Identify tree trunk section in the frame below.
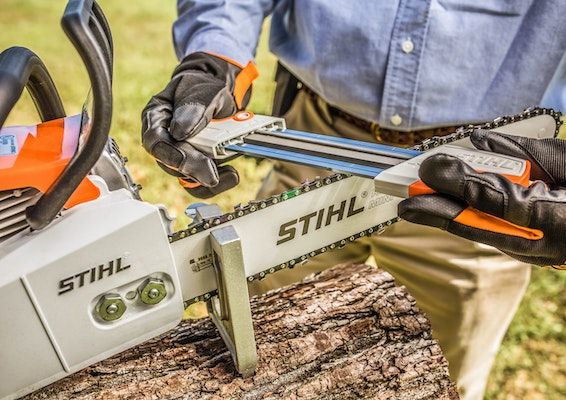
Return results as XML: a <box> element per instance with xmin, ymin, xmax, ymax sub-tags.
<box><xmin>26</xmin><ymin>264</ymin><xmax>459</xmax><ymax>400</ymax></box>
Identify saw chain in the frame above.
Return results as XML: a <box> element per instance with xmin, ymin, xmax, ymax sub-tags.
<box><xmin>172</xmin><ymin>107</ymin><xmax>562</xmax><ymax>305</ymax></box>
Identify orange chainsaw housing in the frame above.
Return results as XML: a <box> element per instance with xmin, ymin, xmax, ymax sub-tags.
<box><xmin>0</xmin><ymin>115</ymin><xmax>99</xmax><ymax>209</ymax></box>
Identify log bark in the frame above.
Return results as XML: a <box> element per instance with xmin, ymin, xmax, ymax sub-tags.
<box><xmin>27</xmin><ymin>264</ymin><xmax>459</xmax><ymax>400</ymax></box>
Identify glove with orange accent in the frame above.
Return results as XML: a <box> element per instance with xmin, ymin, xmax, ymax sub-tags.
<box><xmin>142</xmin><ymin>52</ymin><xmax>257</xmax><ymax>198</ymax></box>
<box><xmin>399</xmin><ymin>130</ymin><xmax>566</xmax><ymax>269</ymax></box>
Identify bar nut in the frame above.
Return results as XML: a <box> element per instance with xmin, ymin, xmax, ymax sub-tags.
<box><xmin>96</xmin><ymin>294</ymin><xmax>126</xmax><ymax>321</ymax></box>
<box><xmin>138</xmin><ymin>278</ymin><xmax>167</xmax><ymax>305</ymax></box>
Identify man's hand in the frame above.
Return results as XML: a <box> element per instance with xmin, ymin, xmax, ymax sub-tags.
<box><xmin>399</xmin><ymin>130</ymin><xmax>566</xmax><ymax>268</ymax></box>
<box><xmin>141</xmin><ymin>52</ymin><xmax>257</xmax><ymax>198</ymax></box>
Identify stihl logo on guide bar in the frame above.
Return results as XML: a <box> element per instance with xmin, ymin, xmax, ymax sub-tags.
<box><xmin>277</xmin><ymin>196</ymin><xmax>364</xmax><ymax>245</ymax></box>
<box><xmin>58</xmin><ymin>257</ymin><xmax>130</xmax><ymax>295</ymax></box>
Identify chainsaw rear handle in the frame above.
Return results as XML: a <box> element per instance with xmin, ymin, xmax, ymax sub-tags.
<box><xmin>0</xmin><ymin>46</ymin><xmax>66</xmax><ymax>128</ymax></box>
<box><xmin>26</xmin><ymin>0</ymin><xmax>113</xmax><ymax>230</ymax></box>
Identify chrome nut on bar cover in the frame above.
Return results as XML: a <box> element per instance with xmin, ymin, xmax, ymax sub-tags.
<box><xmin>373</xmin><ymin>145</ymin><xmax>529</xmax><ymax>199</ymax></box>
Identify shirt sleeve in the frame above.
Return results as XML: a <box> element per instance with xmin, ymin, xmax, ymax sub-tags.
<box><xmin>541</xmin><ymin>51</ymin><xmax>566</xmax><ymax>112</ymax></box>
<box><xmin>173</xmin><ymin>0</ymin><xmax>276</xmax><ymax>65</ymax></box>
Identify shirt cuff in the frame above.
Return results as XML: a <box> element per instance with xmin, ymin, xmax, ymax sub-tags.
<box><xmin>175</xmin><ymin>32</ymin><xmax>255</xmax><ymax>66</ymax></box>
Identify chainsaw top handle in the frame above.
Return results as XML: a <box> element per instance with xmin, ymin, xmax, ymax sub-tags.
<box><xmin>0</xmin><ymin>47</ymin><xmax>66</xmax><ymax>127</ymax></box>
<box><xmin>23</xmin><ymin>0</ymin><xmax>113</xmax><ymax>230</ymax></box>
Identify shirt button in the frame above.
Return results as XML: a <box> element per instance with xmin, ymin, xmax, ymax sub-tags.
<box><xmin>401</xmin><ymin>39</ymin><xmax>414</xmax><ymax>54</ymax></box>
<box><xmin>390</xmin><ymin>114</ymin><xmax>403</xmax><ymax>126</ymax></box>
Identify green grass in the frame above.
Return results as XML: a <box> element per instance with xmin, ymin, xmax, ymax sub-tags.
<box><xmin>1</xmin><ymin>1</ymin><xmax>564</xmax><ymax>399</ymax></box>
<box><xmin>486</xmin><ymin>268</ymin><xmax>565</xmax><ymax>400</ymax></box>
<box><xmin>2</xmin><ymin>0</ymin><xmax>275</xmax><ymax>227</ymax></box>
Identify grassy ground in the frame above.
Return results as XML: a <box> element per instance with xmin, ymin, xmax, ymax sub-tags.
<box><xmin>1</xmin><ymin>1</ymin><xmax>564</xmax><ymax>398</ymax></box>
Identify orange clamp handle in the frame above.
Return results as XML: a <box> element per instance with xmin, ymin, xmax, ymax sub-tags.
<box><xmin>206</xmin><ymin>52</ymin><xmax>259</xmax><ymax>109</ymax></box>
<box><xmin>454</xmin><ymin>208</ymin><xmax>543</xmax><ymax>240</ymax></box>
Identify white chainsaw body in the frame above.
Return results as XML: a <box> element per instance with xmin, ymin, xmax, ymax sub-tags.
<box><xmin>0</xmin><ymin>187</ymin><xmax>183</xmax><ymax>399</ymax></box>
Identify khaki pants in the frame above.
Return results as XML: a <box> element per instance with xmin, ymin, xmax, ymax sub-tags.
<box><xmin>249</xmin><ymin>91</ymin><xmax>530</xmax><ymax>400</ymax></box>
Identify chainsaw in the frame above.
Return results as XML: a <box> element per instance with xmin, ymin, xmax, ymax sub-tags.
<box><xmin>0</xmin><ymin>1</ymin><xmax>561</xmax><ymax>399</ymax></box>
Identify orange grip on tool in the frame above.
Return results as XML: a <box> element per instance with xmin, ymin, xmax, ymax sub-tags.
<box><xmin>408</xmin><ymin>160</ymin><xmax>544</xmax><ymax>240</ymax></box>
<box><xmin>453</xmin><ymin>208</ymin><xmax>543</xmax><ymax>240</ymax></box>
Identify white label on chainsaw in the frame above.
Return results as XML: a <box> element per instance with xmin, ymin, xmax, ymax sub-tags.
<box><xmin>0</xmin><ymin>135</ymin><xmax>17</xmax><ymax>156</ymax></box>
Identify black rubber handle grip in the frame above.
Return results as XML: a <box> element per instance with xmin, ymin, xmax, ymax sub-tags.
<box><xmin>0</xmin><ymin>46</ymin><xmax>66</xmax><ymax>128</ymax></box>
<box><xmin>26</xmin><ymin>0</ymin><xmax>113</xmax><ymax>230</ymax></box>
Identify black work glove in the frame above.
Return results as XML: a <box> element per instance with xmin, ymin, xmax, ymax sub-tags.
<box><xmin>399</xmin><ymin>130</ymin><xmax>566</xmax><ymax>269</ymax></box>
<box><xmin>142</xmin><ymin>52</ymin><xmax>257</xmax><ymax>198</ymax></box>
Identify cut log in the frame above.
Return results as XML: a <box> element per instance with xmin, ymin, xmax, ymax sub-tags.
<box><xmin>26</xmin><ymin>264</ymin><xmax>459</xmax><ymax>400</ymax></box>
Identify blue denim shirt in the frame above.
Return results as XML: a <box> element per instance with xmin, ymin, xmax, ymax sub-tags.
<box><xmin>174</xmin><ymin>0</ymin><xmax>566</xmax><ymax>130</ymax></box>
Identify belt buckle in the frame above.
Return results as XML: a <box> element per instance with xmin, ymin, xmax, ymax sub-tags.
<box><xmin>370</xmin><ymin>122</ymin><xmax>382</xmax><ymax>142</ymax></box>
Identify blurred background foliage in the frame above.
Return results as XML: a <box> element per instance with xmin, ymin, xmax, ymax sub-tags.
<box><xmin>0</xmin><ymin>1</ymin><xmax>563</xmax><ymax>398</ymax></box>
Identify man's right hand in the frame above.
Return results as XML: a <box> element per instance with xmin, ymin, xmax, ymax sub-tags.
<box><xmin>141</xmin><ymin>52</ymin><xmax>257</xmax><ymax>198</ymax></box>
<box><xmin>399</xmin><ymin>130</ymin><xmax>566</xmax><ymax>268</ymax></box>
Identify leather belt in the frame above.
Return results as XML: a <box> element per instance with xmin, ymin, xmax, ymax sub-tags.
<box><xmin>303</xmin><ymin>86</ymin><xmax>458</xmax><ymax>148</ymax></box>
